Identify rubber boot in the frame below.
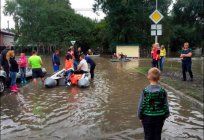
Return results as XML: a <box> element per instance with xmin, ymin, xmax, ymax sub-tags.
<box><xmin>13</xmin><ymin>84</ymin><xmax>19</xmax><ymax>91</ymax></box>
<box><xmin>10</xmin><ymin>85</ymin><xmax>18</xmax><ymax>93</ymax></box>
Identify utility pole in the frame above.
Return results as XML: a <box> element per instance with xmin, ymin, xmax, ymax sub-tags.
<box><xmin>7</xmin><ymin>20</ymin><xmax>10</xmax><ymax>30</ymax></box>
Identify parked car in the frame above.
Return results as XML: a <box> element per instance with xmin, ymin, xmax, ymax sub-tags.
<box><xmin>0</xmin><ymin>70</ymin><xmax>7</xmax><ymax>94</ymax></box>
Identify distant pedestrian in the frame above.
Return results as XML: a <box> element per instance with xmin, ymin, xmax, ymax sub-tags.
<box><xmin>7</xmin><ymin>50</ymin><xmax>19</xmax><ymax>93</ymax></box>
<box><xmin>74</xmin><ymin>47</ymin><xmax>83</xmax><ymax>70</ymax></box>
<box><xmin>52</xmin><ymin>50</ymin><xmax>60</xmax><ymax>72</ymax></box>
<box><xmin>28</xmin><ymin>50</ymin><xmax>44</xmax><ymax>86</ymax></box>
<box><xmin>0</xmin><ymin>45</ymin><xmax>11</xmax><ymax>87</ymax></box>
<box><xmin>159</xmin><ymin>45</ymin><xmax>166</xmax><ymax>71</ymax></box>
<box><xmin>137</xmin><ymin>67</ymin><xmax>169</xmax><ymax>140</ymax></box>
<box><xmin>155</xmin><ymin>43</ymin><xmax>161</xmax><ymax>68</ymax></box>
<box><xmin>180</xmin><ymin>42</ymin><xmax>193</xmax><ymax>81</ymax></box>
<box><xmin>85</xmin><ymin>56</ymin><xmax>96</xmax><ymax>79</ymax></box>
<box><xmin>151</xmin><ymin>44</ymin><xmax>158</xmax><ymax>67</ymax></box>
<box><xmin>18</xmin><ymin>53</ymin><xmax>27</xmax><ymax>84</ymax></box>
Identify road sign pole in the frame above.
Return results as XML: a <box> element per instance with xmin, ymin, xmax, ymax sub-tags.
<box><xmin>156</xmin><ymin>0</ymin><xmax>158</xmax><ymax>10</ymax></box>
<box><xmin>155</xmin><ymin>35</ymin><xmax>158</xmax><ymax>43</ymax></box>
<box><xmin>155</xmin><ymin>0</ymin><xmax>158</xmax><ymax>43</ymax></box>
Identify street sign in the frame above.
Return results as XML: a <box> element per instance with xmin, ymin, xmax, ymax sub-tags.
<box><xmin>149</xmin><ymin>10</ymin><xmax>164</xmax><ymax>24</ymax></box>
<box><xmin>151</xmin><ymin>30</ymin><xmax>156</xmax><ymax>36</ymax></box>
<box><xmin>151</xmin><ymin>24</ymin><xmax>162</xmax><ymax>36</ymax></box>
<box><xmin>157</xmin><ymin>24</ymin><xmax>162</xmax><ymax>29</ymax></box>
<box><xmin>151</xmin><ymin>24</ymin><xmax>157</xmax><ymax>30</ymax></box>
<box><xmin>70</xmin><ymin>41</ymin><xmax>76</xmax><ymax>45</ymax></box>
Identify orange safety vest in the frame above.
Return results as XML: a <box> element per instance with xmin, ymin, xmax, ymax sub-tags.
<box><xmin>64</xmin><ymin>59</ymin><xmax>73</xmax><ymax>70</ymax></box>
<box><xmin>70</xmin><ymin>74</ymin><xmax>82</xmax><ymax>85</ymax></box>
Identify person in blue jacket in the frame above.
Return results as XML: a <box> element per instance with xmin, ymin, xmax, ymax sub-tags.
<box><xmin>52</xmin><ymin>50</ymin><xmax>60</xmax><ymax>72</ymax></box>
<box><xmin>85</xmin><ymin>55</ymin><xmax>96</xmax><ymax>79</ymax></box>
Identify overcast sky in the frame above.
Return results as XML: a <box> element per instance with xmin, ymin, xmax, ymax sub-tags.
<box><xmin>1</xmin><ymin>0</ymin><xmax>175</xmax><ymax>29</ymax></box>
<box><xmin>0</xmin><ymin>0</ymin><xmax>106</xmax><ymax>29</ymax></box>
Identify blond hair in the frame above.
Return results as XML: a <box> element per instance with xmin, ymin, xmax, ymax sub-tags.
<box><xmin>6</xmin><ymin>50</ymin><xmax>15</xmax><ymax>60</ymax></box>
<box><xmin>147</xmin><ymin>68</ymin><xmax>161</xmax><ymax>81</ymax></box>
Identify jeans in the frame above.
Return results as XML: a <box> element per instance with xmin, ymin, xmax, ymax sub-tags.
<box><xmin>53</xmin><ymin>65</ymin><xmax>60</xmax><ymax>72</ymax></box>
<box><xmin>10</xmin><ymin>72</ymin><xmax>17</xmax><ymax>86</ymax></box>
<box><xmin>142</xmin><ymin>116</ymin><xmax>165</xmax><ymax>140</ymax></box>
<box><xmin>160</xmin><ymin>57</ymin><xmax>165</xmax><ymax>71</ymax></box>
<box><xmin>20</xmin><ymin>67</ymin><xmax>26</xmax><ymax>81</ymax></box>
<box><xmin>182</xmin><ymin>61</ymin><xmax>193</xmax><ymax>80</ymax></box>
<box><xmin>74</xmin><ymin>60</ymin><xmax>79</xmax><ymax>70</ymax></box>
<box><xmin>65</xmin><ymin>69</ymin><xmax>73</xmax><ymax>83</ymax></box>
<box><xmin>90</xmin><ymin>65</ymin><xmax>96</xmax><ymax>79</ymax></box>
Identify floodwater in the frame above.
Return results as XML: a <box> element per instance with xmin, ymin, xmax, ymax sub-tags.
<box><xmin>0</xmin><ymin>57</ymin><xmax>203</xmax><ymax>140</ymax></box>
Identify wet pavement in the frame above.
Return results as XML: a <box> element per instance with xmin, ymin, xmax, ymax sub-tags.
<box><xmin>0</xmin><ymin>57</ymin><xmax>203</xmax><ymax>140</ymax></box>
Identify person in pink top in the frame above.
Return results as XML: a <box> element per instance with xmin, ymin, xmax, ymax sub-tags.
<box><xmin>18</xmin><ymin>53</ymin><xmax>27</xmax><ymax>84</ymax></box>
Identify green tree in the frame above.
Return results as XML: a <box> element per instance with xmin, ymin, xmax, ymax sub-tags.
<box><xmin>170</xmin><ymin>0</ymin><xmax>203</xmax><ymax>51</ymax></box>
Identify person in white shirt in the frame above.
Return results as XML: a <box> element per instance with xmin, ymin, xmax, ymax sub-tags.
<box><xmin>74</xmin><ymin>54</ymin><xmax>88</xmax><ymax>74</ymax></box>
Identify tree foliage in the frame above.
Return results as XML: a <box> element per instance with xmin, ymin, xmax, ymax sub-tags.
<box><xmin>170</xmin><ymin>0</ymin><xmax>204</xmax><ymax>52</ymax></box>
<box><xmin>93</xmin><ymin>0</ymin><xmax>172</xmax><ymax>53</ymax></box>
<box><xmin>4</xmin><ymin>0</ymin><xmax>95</xmax><ymax>52</ymax></box>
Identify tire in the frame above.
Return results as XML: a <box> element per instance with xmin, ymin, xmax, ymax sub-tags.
<box><xmin>0</xmin><ymin>78</ymin><xmax>5</xmax><ymax>94</ymax></box>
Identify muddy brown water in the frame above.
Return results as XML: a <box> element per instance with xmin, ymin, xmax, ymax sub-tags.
<box><xmin>0</xmin><ymin>57</ymin><xmax>203</xmax><ymax>140</ymax></box>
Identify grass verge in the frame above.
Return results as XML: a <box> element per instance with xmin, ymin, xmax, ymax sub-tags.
<box><xmin>135</xmin><ymin>67</ymin><xmax>203</xmax><ymax>103</ymax></box>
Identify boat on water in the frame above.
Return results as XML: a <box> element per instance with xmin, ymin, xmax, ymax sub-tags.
<box><xmin>44</xmin><ymin>69</ymin><xmax>91</xmax><ymax>88</ymax></box>
<box><xmin>16</xmin><ymin>68</ymin><xmax>47</xmax><ymax>79</ymax></box>
<box><xmin>87</xmin><ymin>54</ymin><xmax>100</xmax><ymax>57</ymax></box>
<box><xmin>110</xmin><ymin>58</ymin><xmax>131</xmax><ymax>62</ymax></box>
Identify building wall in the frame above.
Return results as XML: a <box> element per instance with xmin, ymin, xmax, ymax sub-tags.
<box><xmin>116</xmin><ymin>45</ymin><xmax>140</xmax><ymax>58</ymax></box>
<box><xmin>0</xmin><ymin>34</ymin><xmax>3</xmax><ymax>46</ymax></box>
<box><xmin>3</xmin><ymin>35</ymin><xmax>14</xmax><ymax>46</ymax></box>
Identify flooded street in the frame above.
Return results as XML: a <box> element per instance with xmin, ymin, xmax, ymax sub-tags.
<box><xmin>1</xmin><ymin>57</ymin><xmax>203</xmax><ymax>140</ymax></box>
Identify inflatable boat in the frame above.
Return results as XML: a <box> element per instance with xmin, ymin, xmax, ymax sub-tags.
<box><xmin>17</xmin><ymin>68</ymin><xmax>47</xmax><ymax>79</ymax></box>
<box><xmin>110</xmin><ymin>59</ymin><xmax>131</xmax><ymax>62</ymax></box>
<box><xmin>87</xmin><ymin>54</ymin><xmax>100</xmax><ymax>57</ymax></box>
<box><xmin>44</xmin><ymin>69</ymin><xmax>91</xmax><ymax>88</ymax></box>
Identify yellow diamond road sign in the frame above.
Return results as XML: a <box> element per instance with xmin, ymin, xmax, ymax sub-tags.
<box><xmin>149</xmin><ymin>10</ymin><xmax>163</xmax><ymax>24</ymax></box>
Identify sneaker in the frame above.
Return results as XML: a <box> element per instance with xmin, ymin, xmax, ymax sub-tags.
<box><xmin>24</xmin><ymin>80</ymin><xmax>27</xmax><ymax>84</ymax></box>
<box><xmin>21</xmin><ymin>81</ymin><xmax>24</xmax><ymax>84</ymax></box>
<box><xmin>67</xmin><ymin>82</ymin><xmax>71</xmax><ymax>86</ymax></box>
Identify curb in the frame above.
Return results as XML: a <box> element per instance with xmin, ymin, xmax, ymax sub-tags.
<box><xmin>135</xmin><ymin>69</ymin><xmax>203</xmax><ymax>109</ymax></box>
<box><xmin>160</xmin><ymin>81</ymin><xmax>204</xmax><ymax>109</ymax></box>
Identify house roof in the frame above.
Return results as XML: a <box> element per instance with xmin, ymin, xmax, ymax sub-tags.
<box><xmin>0</xmin><ymin>29</ymin><xmax>15</xmax><ymax>36</ymax></box>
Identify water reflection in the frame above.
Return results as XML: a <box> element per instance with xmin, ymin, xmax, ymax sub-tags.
<box><xmin>0</xmin><ymin>57</ymin><xmax>203</xmax><ymax>140</ymax></box>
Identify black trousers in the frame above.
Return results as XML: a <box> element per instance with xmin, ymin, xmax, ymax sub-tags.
<box><xmin>142</xmin><ymin>116</ymin><xmax>165</xmax><ymax>140</ymax></box>
<box><xmin>90</xmin><ymin>65</ymin><xmax>96</xmax><ymax>79</ymax></box>
<box><xmin>3</xmin><ymin>66</ymin><xmax>10</xmax><ymax>87</ymax></box>
<box><xmin>74</xmin><ymin>70</ymin><xmax>88</xmax><ymax>74</ymax></box>
<box><xmin>152</xmin><ymin>59</ymin><xmax>158</xmax><ymax>68</ymax></box>
<box><xmin>182</xmin><ymin>61</ymin><xmax>193</xmax><ymax>80</ymax></box>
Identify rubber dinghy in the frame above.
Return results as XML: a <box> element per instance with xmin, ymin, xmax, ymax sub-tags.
<box><xmin>44</xmin><ymin>69</ymin><xmax>91</xmax><ymax>88</ymax></box>
<box><xmin>110</xmin><ymin>59</ymin><xmax>131</xmax><ymax>62</ymax></box>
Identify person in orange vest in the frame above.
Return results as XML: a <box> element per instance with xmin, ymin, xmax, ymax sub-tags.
<box><xmin>64</xmin><ymin>48</ymin><xmax>74</xmax><ymax>86</ymax></box>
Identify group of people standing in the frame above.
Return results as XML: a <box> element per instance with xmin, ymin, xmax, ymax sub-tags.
<box><xmin>151</xmin><ymin>43</ymin><xmax>166</xmax><ymax>71</ymax></box>
<box><xmin>151</xmin><ymin>42</ymin><xmax>193</xmax><ymax>81</ymax></box>
<box><xmin>52</xmin><ymin>46</ymin><xmax>96</xmax><ymax>86</ymax></box>
<box><xmin>0</xmin><ymin>46</ymin><xmax>44</xmax><ymax>93</ymax></box>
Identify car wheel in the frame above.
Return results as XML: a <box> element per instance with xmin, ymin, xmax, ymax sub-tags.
<box><xmin>0</xmin><ymin>78</ymin><xmax>5</xmax><ymax>93</ymax></box>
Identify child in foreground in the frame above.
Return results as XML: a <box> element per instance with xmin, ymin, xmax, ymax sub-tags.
<box><xmin>18</xmin><ymin>53</ymin><xmax>27</xmax><ymax>84</ymax></box>
<box><xmin>137</xmin><ymin>67</ymin><xmax>169</xmax><ymax>140</ymax></box>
